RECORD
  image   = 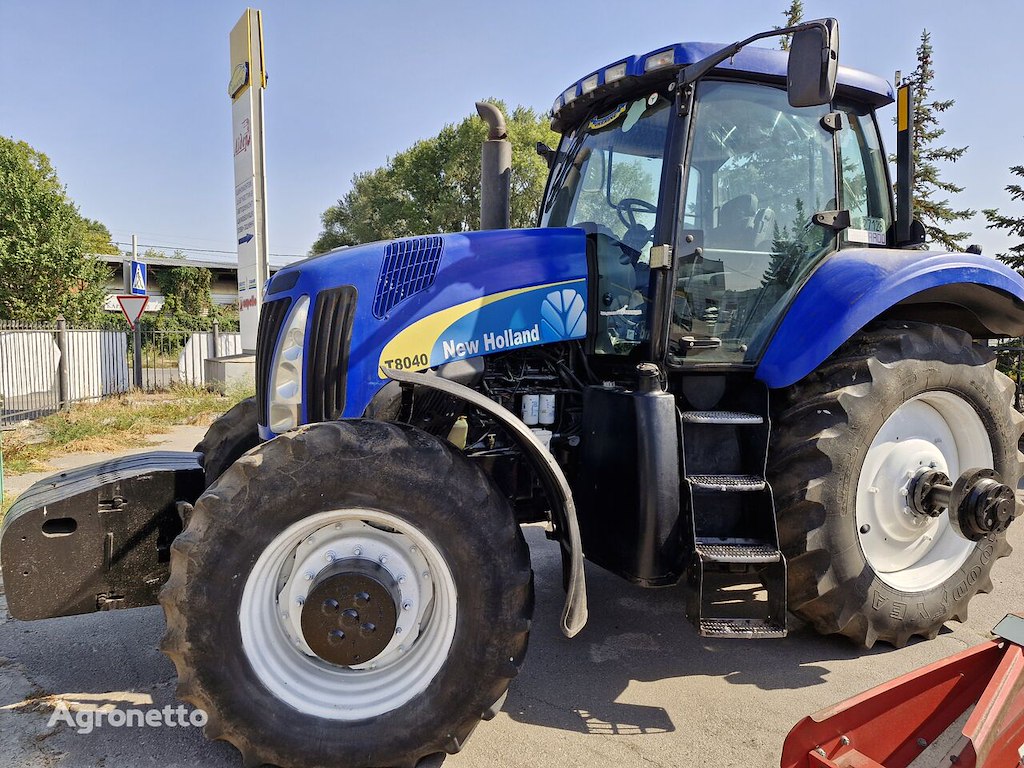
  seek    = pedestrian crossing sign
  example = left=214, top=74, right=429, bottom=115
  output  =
left=131, top=261, right=147, bottom=295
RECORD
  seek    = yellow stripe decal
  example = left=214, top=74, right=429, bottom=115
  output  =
left=377, top=280, right=581, bottom=378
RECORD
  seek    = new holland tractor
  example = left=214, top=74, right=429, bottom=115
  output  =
left=2, top=18, right=1022, bottom=768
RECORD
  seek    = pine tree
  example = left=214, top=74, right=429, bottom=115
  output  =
left=902, top=30, right=974, bottom=251
left=777, top=1, right=803, bottom=51
left=983, top=162, right=1024, bottom=271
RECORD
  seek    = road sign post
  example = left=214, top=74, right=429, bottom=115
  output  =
left=127, top=235, right=145, bottom=387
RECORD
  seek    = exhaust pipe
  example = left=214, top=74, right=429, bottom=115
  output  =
left=476, top=102, right=511, bottom=230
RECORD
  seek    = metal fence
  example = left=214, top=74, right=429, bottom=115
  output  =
left=0, top=319, right=242, bottom=426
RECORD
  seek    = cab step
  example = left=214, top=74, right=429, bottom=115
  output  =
left=680, top=410, right=763, bottom=425
left=695, top=538, right=781, bottom=563
left=688, top=474, right=765, bottom=492
left=699, top=618, right=787, bottom=639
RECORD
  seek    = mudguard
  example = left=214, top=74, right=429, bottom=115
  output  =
left=757, top=249, right=1024, bottom=389
left=382, top=367, right=588, bottom=638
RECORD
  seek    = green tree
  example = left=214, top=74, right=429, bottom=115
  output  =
left=82, top=217, right=119, bottom=255
left=777, top=0, right=804, bottom=50
left=312, top=101, right=558, bottom=253
left=0, top=137, right=107, bottom=323
left=902, top=30, right=974, bottom=251
left=151, top=255, right=215, bottom=331
left=983, top=161, right=1024, bottom=271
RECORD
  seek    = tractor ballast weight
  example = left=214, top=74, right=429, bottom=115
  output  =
left=3, top=18, right=1024, bottom=768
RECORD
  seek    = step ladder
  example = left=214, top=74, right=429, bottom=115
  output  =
left=680, top=401, right=787, bottom=638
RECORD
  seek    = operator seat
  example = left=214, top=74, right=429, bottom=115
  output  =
left=710, top=194, right=775, bottom=251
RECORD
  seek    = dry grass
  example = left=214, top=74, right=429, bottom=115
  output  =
left=0, top=492, right=13, bottom=526
left=1, top=382, right=253, bottom=476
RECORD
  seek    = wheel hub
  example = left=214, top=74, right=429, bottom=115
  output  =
left=855, top=393, right=991, bottom=592
left=908, top=467, right=1017, bottom=541
left=239, top=509, right=459, bottom=720
left=300, top=560, right=400, bottom=666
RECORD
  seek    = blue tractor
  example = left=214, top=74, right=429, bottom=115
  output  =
left=3, top=19, right=1022, bottom=768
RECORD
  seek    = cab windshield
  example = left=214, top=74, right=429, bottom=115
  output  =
left=541, top=90, right=672, bottom=355
left=671, top=80, right=837, bottom=364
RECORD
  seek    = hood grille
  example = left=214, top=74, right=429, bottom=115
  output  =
left=307, top=286, right=357, bottom=422
left=372, top=236, right=444, bottom=318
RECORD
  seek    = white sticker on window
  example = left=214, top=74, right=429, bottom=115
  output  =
left=847, top=228, right=887, bottom=245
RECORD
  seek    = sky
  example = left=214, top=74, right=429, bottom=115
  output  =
left=1, top=1, right=1022, bottom=265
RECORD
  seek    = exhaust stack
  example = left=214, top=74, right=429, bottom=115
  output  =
left=476, top=102, right=511, bottom=230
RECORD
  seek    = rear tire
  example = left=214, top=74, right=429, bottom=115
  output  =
left=770, top=322, right=1022, bottom=648
left=193, top=396, right=259, bottom=488
left=161, top=419, right=533, bottom=768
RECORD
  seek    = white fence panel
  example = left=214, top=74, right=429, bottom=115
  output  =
left=66, top=330, right=130, bottom=401
left=0, top=331, right=59, bottom=398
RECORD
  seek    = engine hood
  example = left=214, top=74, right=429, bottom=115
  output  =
left=262, top=227, right=588, bottom=429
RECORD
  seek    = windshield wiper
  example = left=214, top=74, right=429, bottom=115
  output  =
left=543, top=105, right=599, bottom=213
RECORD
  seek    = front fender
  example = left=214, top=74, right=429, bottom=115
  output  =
left=381, top=367, right=588, bottom=639
left=757, top=249, right=1024, bottom=389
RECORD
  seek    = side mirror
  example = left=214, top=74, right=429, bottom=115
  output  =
left=787, top=18, right=839, bottom=107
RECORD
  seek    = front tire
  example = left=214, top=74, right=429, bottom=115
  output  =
left=193, top=396, right=260, bottom=488
left=771, top=322, right=1022, bottom=648
left=161, top=420, right=533, bottom=768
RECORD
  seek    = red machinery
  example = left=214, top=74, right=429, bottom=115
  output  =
left=782, top=614, right=1024, bottom=767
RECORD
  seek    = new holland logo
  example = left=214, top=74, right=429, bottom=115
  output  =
left=541, top=288, right=586, bottom=338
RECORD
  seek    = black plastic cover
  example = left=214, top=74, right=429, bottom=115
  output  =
left=575, top=386, right=682, bottom=585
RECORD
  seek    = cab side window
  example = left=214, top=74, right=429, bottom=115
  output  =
left=837, top=106, right=893, bottom=247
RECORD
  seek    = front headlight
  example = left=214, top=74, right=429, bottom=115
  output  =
left=269, top=295, right=309, bottom=433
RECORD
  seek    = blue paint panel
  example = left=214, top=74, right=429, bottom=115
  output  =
left=757, top=249, right=1024, bottom=389
left=263, top=227, right=588, bottom=427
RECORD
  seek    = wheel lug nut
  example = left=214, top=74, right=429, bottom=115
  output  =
left=379, top=554, right=388, bottom=565
left=360, top=622, right=376, bottom=634
left=326, top=550, right=338, bottom=562
left=304, top=571, right=316, bottom=581
left=353, top=547, right=362, bottom=556
left=342, top=608, right=359, bottom=623
left=403, top=601, right=413, bottom=611
left=395, top=626, right=403, bottom=634
left=398, top=576, right=406, bottom=585
left=354, top=592, right=370, bottom=606
left=322, top=598, right=340, bottom=613
left=328, top=629, right=346, bottom=644
left=296, top=596, right=305, bottom=605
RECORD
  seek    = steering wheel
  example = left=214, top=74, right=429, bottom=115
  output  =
left=616, top=197, right=658, bottom=229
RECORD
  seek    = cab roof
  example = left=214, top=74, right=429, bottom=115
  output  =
left=552, top=41, right=893, bottom=129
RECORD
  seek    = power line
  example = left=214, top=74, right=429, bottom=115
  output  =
left=112, top=241, right=304, bottom=259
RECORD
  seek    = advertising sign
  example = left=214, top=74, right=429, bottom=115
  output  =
left=230, top=8, right=268, bottom=354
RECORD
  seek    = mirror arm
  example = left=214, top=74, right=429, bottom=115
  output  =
left=678, top=19, right=831, bottom=88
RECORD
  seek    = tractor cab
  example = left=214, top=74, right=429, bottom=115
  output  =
left=541, top=40, right=894, bottom=369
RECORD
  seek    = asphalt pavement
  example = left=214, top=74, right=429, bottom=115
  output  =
left=0, top=430, right=1020, bottom=768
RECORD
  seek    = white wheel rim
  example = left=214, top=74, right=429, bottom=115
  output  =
left=239, top=509, right=458, bottom=720
left=856, top=390, right=990, bottom=592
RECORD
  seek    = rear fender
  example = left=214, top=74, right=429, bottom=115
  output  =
left=382, top=367, right=588, bottom=638
left=757, top=249, right=1024, bottom=389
